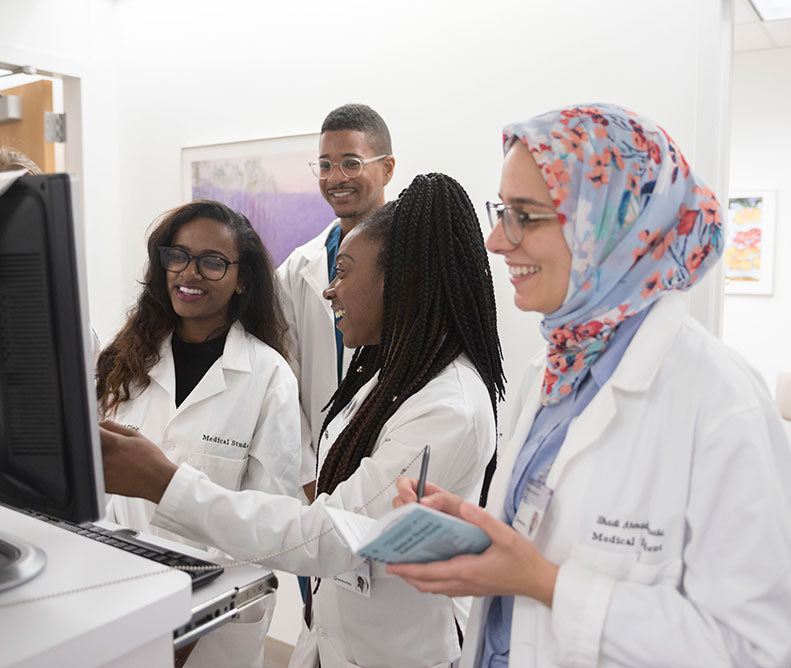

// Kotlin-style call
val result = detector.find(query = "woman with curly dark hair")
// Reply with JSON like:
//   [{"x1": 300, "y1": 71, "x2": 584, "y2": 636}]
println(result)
[{"x1": 97, "y1": 200, "x2": 301, "y2": 668}]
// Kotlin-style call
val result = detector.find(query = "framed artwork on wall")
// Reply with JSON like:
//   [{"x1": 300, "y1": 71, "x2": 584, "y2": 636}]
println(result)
[
  {"x1": 181, "y1": 133, "x2": 334, "y2": 267},
  {"x1": 724, "y1": 190, "x2": 776, "y2": 295}
]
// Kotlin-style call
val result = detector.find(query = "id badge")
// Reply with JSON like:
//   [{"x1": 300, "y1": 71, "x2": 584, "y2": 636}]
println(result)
[
  {"x1": 512, "y1": 477, "x2": 553, "y2": 541},
  {"x1": 332, "y1": 558, "x2": 372, "y2": 598}
]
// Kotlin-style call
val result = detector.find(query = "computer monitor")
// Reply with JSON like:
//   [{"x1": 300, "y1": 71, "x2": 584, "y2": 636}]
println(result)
[{"x1": 0, "y1": 173, "x2": 104, "y2": 589}]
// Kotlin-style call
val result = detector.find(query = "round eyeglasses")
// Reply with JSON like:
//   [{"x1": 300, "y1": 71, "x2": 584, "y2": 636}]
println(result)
[
  {"x1": 158, "y1": 246, "x2": 239, "y2": 281},
  {"x1": 308, "y1": 154, "x2": 390, "y2": 179},
  {"x1": 485, "y1": 201, "x2": 558, "y2": 246}
]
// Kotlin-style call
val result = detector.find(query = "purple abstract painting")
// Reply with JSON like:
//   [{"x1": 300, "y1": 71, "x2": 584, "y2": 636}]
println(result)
[{"x1": 187, "y1": 140, "x2": 334, "y2": 267}]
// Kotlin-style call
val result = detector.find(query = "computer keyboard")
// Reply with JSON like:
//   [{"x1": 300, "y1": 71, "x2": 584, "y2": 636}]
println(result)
[{"x1": 26, "y1": 511, "x2": 224, "y2": 590}]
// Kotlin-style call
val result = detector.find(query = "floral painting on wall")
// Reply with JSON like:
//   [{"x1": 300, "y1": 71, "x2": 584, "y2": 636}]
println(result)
[
  {"x1": 724, "y1": 191, "x2": 776, "y2": 295},
  {"x1": 181, "y1": 133, "x2": 334, "y2": 266}
]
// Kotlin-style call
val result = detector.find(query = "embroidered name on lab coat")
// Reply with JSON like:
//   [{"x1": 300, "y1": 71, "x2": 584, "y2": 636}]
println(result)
[
  {"x1": 591, "y1": 515, "x2": 665, "y2": 553},
  {"x1": 201, "y1": 434, "x2": 249, "y2": 449}
]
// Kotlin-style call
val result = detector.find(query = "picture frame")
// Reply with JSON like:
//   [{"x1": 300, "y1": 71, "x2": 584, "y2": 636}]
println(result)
[
  {"x1": 181, "y1": 133, "x2": 334, "y2": 267},
  {"x1": 724, "y1": 190, "x2": 776, "y2": 295}
]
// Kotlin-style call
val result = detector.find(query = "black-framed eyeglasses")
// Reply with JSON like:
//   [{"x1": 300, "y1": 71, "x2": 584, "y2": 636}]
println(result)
[
  {"x1": 308, "y1": 154, "x2": 390, "y2": 179},
  {"x1": 158, "y1": 246, "x2": 239, "y2": 281},
  {"x1": 485, "y1": 201, "x2": 558, "y2": 246}
]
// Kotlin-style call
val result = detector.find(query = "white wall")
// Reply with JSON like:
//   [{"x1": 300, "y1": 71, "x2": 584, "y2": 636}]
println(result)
[
  {"x1": 0, "y1": 0, "x2": 124, "y2": 341},
  {"x1": 722, "y1": 47, "x2": 791, "y2": 396},
  {"x1": 2, "y1": 0, "x2": 732, "y2": 648}
]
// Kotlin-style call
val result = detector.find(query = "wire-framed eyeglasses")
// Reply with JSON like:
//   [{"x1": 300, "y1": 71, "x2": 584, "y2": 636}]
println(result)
[
  {"x1": 158, "y1": 246, "x2": 239, "y2": 281},
  {"x1": 308, "y1": 154, "x2": 390, "y2": 179},
  {"x1": 485, "y1": 201, "x2": 559, "y2": 246}
]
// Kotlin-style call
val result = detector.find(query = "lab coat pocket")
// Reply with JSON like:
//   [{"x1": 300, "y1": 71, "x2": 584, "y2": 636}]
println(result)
[
  {"x1": 569, "y1": 542, "x2": 638, "y2": 580},
  {"x1": 288, "y1": 611, "x2": 319, "y2": 668},
  {"x1": 187, "y1": 452, "x2": 246, "y2": 490},
  {"x1": 570, "y1": 543, "x2": 682, "y2": 586},
  {"x1": 184, "y1": 600, "x2": 272, "y2": 668},
  {"x1": 628, "y1": 557, "x2": 683, "y2": 586}
]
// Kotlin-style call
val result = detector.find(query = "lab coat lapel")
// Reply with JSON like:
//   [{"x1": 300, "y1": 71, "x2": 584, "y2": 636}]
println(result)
[
  {"x1": 463, "y1": 365, "x2": 544, "y2": 668},
  {"x1": 462, "y1": 361, "x2": 545, "y2": 668},
  {"x1": 485, "y1": 361, "x2": 544, "y2": 521},
  {"x1": 317, "y1": 371, "x2": 379, "y2": 470},
  {"x1": 299, "y1": 250, "x2": 332, "y2": 305},
  {"x1": 546, "y1": 384, "x2": 617, "y2": 489},
  {"x1": 177, "y1": 322, "x2": 250, "y2": 412},
  {"x1": 545, "y1": 291, "x2": 685, "y2": 489},
  {"x1": 178, "y1": 360, "x2": 226, "y2": 411},
  {"x1": 148, "y1": 332, "x2": 176, "y2": 398},
  {"x1": 298, "y1": 222, "x2": 337, "y2": 328}
]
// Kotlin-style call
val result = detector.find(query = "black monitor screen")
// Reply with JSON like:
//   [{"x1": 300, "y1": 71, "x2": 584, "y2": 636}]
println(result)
[{"x1": 0, "y1": 173, "x2": 103, "y2": 523}]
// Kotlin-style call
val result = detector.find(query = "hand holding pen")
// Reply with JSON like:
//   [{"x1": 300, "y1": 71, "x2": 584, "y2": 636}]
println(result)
[{"x1": 392, "y1": 445, "x2": 463, "y2": 516}]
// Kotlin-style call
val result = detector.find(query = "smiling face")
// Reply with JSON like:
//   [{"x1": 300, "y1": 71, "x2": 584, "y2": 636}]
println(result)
[
  {"x1": 166, "y1": 217, "x2": 241, "y2": 341},
  {"x1": 317, "y1": 129, "x2": 394, "y2": 233},
  {"x1": 322, "y1": 227, "x2": 384, "y2": 348},
  {"x1": 486, "y1": 141, "x2": 572, "y2": 314}
]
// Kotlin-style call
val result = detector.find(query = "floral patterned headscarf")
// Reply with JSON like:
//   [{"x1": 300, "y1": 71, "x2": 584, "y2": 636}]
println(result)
[{"x1": 504, "y1": 104, "x2": 723, "y2": 405}]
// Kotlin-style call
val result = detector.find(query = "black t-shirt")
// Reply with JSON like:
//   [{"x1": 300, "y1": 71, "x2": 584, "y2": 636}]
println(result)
[{"x1": 171, "y1": 330, "x2": 229, "y2": 408}]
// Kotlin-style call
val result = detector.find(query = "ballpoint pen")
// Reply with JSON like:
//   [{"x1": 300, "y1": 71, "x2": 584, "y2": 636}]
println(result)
[{"x1": 416, "y1": 445, "x2": 430, "y2": 502}]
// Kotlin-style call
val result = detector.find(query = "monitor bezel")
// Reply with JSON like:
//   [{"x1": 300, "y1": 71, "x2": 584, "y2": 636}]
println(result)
[{"x1": 0, "y1": 173, "x2": 105, "y2": 523}]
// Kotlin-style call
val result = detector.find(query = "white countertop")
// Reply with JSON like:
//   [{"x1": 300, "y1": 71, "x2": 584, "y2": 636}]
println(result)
[{"x1": 0, "y1": 505, "x2": 192, "y2": 668}]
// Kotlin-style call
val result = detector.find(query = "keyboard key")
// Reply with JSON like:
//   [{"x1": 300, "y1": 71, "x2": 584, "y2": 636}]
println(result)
[{"x1": 28, "y1": 511, "x2": 224, "y2": 590}]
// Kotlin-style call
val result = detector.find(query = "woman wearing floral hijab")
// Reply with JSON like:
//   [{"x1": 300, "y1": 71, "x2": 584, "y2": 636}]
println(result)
[{"x1": 390, "y1": 104, "x2": 791, "y2": 666}]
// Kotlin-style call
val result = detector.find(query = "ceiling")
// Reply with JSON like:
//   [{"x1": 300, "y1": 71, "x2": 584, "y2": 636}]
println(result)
[
  {"x1": 0, "y1": 3, "x2": 787, "y2": 60},
  {"x1": 735, "y1": 0, "x2": 791, "y2": 50}
]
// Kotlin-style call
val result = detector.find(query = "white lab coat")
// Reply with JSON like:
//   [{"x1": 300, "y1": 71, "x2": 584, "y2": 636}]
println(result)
[
  {"x1": 106, "y1": 321, "x2": 302, "y2": 668},
  {"x1": 461, "y1": 291, "x2": 791, "y2": 668},
  {"x1": 278, "y1": 220, "x2": 352, "y2": 484},
  {"x1": 152, "y1": 355, "x2": 497, "y2": 668}
]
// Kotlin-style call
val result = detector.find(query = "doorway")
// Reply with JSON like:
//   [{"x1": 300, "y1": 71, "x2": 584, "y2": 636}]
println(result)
[
  {"x1": 0, "y1": 67, "x2": 66, "y2": 173},
  {"x1": 0, "y1": 61, "x2": 83, "y2": 191}
]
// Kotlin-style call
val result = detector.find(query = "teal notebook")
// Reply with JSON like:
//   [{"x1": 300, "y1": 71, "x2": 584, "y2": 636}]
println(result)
[{"x1": 325, "y1": 502, "x2": 492, "y2": 564}]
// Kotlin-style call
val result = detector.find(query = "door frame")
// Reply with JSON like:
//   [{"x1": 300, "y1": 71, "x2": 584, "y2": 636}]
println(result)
[
  {"x1": 685, "y1": 0, "x2": 734, "y2": 337},
  {"x1": 0, "y1": 45, "x2": 84, "y2": 196}
]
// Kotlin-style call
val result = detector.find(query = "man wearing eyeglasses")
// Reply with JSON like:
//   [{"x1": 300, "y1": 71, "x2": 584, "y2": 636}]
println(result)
[{"x1": 278, "y1": 104, "x2": 395, "y2": 506}]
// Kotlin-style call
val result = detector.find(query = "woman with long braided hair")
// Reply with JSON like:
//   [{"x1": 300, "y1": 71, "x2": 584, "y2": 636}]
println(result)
[
  {"x1": 316, "y1": 174, "x2": 504, "y2": 499},
  {"x1": 100, "y1": 173, "x2": 505, "y2": 668}
]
